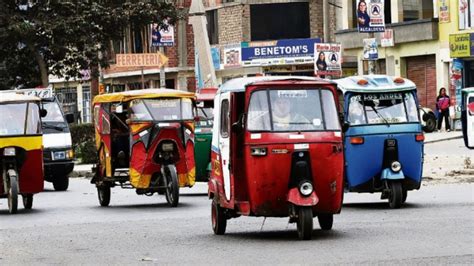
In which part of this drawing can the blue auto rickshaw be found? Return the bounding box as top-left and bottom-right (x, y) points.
(335, 75), (424, 208)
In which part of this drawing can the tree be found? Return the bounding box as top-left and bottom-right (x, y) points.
(0, 0), (178, 89)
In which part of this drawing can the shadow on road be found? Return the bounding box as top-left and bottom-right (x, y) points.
(343, 202), (421, 210)
(0, 207), (44, 216)
(222, 229), (345, 241)
(93, 202), (194, 210)
(180, 193), (208, 197)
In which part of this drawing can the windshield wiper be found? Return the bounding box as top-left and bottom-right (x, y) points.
(43, 122), (65, 131)
(370, 106), (390, 127)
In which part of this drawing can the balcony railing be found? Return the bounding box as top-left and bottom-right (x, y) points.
(335, 18), (439, 50)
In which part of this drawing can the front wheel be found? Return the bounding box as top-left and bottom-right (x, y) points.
(317, 214), (333, 230)
(297, 207), (313, 240)
(388, 181), (403, 209)
(7, 171), (19, 214)
(163, 165), (179, 207)
(422, 113), (437, 133)
(211, 200), (227, 235)
(97, 185), (111, 207)
(22, 194), (33, 209)
(53, 177), (69, 191)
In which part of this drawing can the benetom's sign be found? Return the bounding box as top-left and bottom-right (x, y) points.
(116, 52), (169, 67)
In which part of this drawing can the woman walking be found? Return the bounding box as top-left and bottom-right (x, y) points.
(436, 87), (451, 132)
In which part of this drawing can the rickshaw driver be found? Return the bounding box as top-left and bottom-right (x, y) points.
(272, 97), (312, 130)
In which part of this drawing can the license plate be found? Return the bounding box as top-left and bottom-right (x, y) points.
(53, 151), (66, 160)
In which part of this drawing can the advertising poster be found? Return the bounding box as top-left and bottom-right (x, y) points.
(211, 47), (221, 70)
(223, 43), (242, 68)
(356, 0), (385, 32)
(439, 0), (450, 23)
(451, 59), (463, 120)
(380, 29), (394, 47)
(314, 43), (342, 77)
(151, 21), (175, 47)
(363, 38), (378, 60)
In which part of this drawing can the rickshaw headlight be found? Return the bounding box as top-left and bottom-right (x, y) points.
(391, 161), (402, 172)
(162, 143), (174, 152)
(299, 181), (313, 196)
(3, 147), (16, 156)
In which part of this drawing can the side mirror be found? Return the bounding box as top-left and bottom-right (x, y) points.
(40, 109), (47, 118)
(342, 121), (350, 132)
(65, 113), (74, 124)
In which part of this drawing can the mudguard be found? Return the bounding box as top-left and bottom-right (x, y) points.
(381, 168), (405, 180)
(208, 178), (218, 199)
(287, 187), (319, 206)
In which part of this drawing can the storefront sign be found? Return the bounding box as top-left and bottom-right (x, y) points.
(241, 38), (321, 66)
(314, 43), (342, 77)
(380, 29), (394, 47)
(356, 0), (385, 32)
(223, 43), (242, 69)
(151, 21), (175, 47)
(116, 52), (168, 67)
(449, 33), (471, 58)
(438, 0), (450, 23)
(363, 38), (378, 60)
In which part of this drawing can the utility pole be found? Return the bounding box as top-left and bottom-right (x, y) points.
(323, 0), (329, 42)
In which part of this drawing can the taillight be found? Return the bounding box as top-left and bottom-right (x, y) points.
(393, 77), (405, 84)
(415, 134), (424, 142)
(350, 137), (364, 144)
(357, 79), (369, 86)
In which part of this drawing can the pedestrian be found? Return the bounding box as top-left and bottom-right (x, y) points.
(436, 87), (451, 132)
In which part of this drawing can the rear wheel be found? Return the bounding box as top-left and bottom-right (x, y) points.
(317, 214), (333, 230)
(297, 207), (313, 240)
(53, 177), (69, 191)
(211, 200), (226, 235)
(7, 171), (19, 214)
(388, 181), (403, 209)
(22, 194), (33, 209)
(422, 113), (437, 133)
(97, 185), (111, 207)
(164, 165), (179, 207)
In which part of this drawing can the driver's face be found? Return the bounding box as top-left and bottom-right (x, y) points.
(274, 98), (290, 117)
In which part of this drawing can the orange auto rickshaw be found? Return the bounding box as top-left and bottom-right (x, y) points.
(91, 89), (196, 207)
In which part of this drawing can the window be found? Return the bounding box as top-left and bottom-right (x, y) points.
(129, 99), (194, 121)
(321, 90), (341, 130)
(459, 0), (474, 29)
(206, 10), (218, 45)
(250, 3), (310, 41)
(26, 103), (41, 135)
(220, 99), (229, 137)
(101, 114), (110, 135)
(94, 105), (100, 129)
(0, 103), (27, 136)
(82, 87), (91, 123)
(403, 0), (420, 21)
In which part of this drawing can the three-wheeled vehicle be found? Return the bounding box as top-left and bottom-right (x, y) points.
(209, 77), (344, 240)
(92, 89), (196, 207)
(195, 88), (217, 181)
(0, 93), (45, 213)
(335, 75), (424, 208)
(461, 87), (474, 149)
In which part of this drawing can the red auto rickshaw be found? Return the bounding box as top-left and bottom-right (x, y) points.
(209, 77), (344, 240)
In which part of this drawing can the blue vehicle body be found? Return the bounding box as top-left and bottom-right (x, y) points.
(336, 75), (424, 197)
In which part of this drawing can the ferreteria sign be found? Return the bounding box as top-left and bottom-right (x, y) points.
(116, 52), (169, 67)
(241, 38), (321, 66)
(449, 33), (472, 58)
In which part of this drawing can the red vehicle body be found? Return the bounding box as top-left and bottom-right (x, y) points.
(209, 77), (344, 240)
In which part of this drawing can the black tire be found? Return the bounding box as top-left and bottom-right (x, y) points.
(22, 194), (33, 209)
(8, 171), (18, 214)
(164, 165), (179, 207)
(211, 200), (227, 235)
(97, 185), (111, 207)
(388, 181), (403, 209)
(317, 214), (333, 231)
(53, 177), (69, 191)
(297, 207), (313, 240)
(423, 113), (437, 133)
(402, 189), (408, 203)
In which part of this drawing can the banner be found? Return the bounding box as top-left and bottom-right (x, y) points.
(380, 29), (394, 47)
(241, 38), (321, 66)
(356, 0), (385, 32)
(151, 22), (175, 47)
(314, 43), (342, 77)
(363, 38), (378, 60)
(223, 43), (242, 69)
(439, 0), (450, 23)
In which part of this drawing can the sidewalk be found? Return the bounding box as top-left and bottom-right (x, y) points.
(424, 130), (463, 144)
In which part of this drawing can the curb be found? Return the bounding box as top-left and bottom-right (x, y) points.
(425, 135), (463, 144)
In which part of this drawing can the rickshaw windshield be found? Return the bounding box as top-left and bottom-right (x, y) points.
(247, 88), (340, 132)
(130, 98), (193, 122)
(0, 102), (41, 136)
(42, 101), (66, 123)
(347, 91), (419, 126)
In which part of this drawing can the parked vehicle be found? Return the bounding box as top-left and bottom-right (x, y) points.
(335, 75), (424, 208)
(209, 76), (344, 240)
(194, 88), (217, 181)
(0, 93), (46, 213)
(91, 89), (196, 207)
(461, 87), (474, 149)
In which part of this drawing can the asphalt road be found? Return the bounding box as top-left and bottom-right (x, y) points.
(0, 179), (472, 264)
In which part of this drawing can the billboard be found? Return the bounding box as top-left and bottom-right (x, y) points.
(314, 43), (342, 77)
(357, 0), (385, 32)
(223, 43), (242, 69)
(241, 38), (321, 66)
(151, 21), (175, 47)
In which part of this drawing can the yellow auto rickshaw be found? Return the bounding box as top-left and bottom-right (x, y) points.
(91, 89), (196, 207)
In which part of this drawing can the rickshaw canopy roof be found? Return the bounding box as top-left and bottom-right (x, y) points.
(462, 87), (474, 94)
(196, 88), (218, 101)
(335, 75), (416, 94)
(0, 92), (42, 104)
(218, 76), (334, 94)
(93, 88), (195, 104)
